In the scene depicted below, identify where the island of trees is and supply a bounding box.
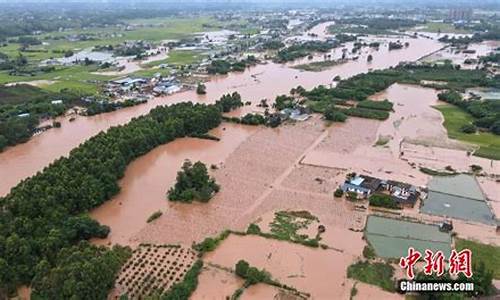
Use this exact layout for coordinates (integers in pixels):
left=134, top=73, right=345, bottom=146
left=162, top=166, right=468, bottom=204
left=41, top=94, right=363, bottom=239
left=167, top=160, right=220, bottom=202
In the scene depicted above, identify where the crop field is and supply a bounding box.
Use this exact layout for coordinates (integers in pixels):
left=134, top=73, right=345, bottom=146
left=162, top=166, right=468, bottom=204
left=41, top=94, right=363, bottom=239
left=113, top=244, right=198, bottom=298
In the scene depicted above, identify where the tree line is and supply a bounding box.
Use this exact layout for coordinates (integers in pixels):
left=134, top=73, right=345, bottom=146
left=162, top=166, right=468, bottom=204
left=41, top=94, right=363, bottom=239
left=276, top=40, right=339, bottom=63
left=0, top=84, right=87, bottom=151
left=438, top=90, right=500, bottom=135
left=302, top=64, right=499, bottom=122
left=0, top=101, right=222, bottom=297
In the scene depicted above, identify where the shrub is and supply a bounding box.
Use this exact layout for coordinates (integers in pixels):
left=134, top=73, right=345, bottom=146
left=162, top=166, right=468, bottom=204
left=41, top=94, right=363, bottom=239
left=470, top=164, right=483, bottom=172
left=246, top=223, right=262, bottom=234
left=193, top=230, right=230, bottom=254
left=147, top=211, right=162, bottom=223
left=363, top=245, right=376, bottom=259
left=235, top=260, right=250, bottom=278
left=234, top=260, right=271, bottom=285
left=334, top=188, right=344, bottom=197
left=196, top=83, right=206, bottom=95
left=342, top=107, right=389, bottom=120
left=324, top=107, right=347, bottom=122
left=347, top=261, right=395, bottom=292
left=346, top=191, right=358, bottom=201
left=368, top=194, right=399, bottom=209
left=356, top=100, right=393, bottom=111
left=460, top=123, right=477, bottom=134
left=162, top=260, right=203, bottom=300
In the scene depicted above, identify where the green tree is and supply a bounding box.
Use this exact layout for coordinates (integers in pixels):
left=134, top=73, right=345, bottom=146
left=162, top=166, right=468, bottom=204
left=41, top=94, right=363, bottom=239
left=196, top=83, right=206, bottom=95
left=167, top=160, right=220, bottom=202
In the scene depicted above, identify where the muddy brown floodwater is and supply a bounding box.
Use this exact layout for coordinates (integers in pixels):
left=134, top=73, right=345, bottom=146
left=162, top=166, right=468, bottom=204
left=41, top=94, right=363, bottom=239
left=0, top=33, right=442, bottom=196
left=91, top=123, right=257, bottom=246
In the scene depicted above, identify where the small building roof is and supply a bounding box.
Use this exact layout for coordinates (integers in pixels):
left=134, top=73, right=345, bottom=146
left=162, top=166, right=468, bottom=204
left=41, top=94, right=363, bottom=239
left=350, top=176, right=364, bottom=186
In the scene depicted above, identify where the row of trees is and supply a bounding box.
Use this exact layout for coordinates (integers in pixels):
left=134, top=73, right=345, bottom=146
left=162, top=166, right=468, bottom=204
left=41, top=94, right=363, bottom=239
left=276, top=40, right=338, bottom=62
left=300, top=64, right=499, bottom=122
left=206, top=56, right=258, bottom=75
left=0, top=102, right=222, bottom=296
left=31, top=242, right=131, bottom=300
left=215, top=91, right=244, bottom=112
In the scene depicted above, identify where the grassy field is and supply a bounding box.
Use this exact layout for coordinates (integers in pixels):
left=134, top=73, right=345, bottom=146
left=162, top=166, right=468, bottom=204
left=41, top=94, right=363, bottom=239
left=418, top=22, right=471, bottom=34
left=347, top=261, right=395, bottom=292
left=456, top=238, right=500, bottom=279
left=0, top=17, right=222, bottom=95
left=0, top=65, right=112, bottom=95
left=434, top=104, right=500, bottom=160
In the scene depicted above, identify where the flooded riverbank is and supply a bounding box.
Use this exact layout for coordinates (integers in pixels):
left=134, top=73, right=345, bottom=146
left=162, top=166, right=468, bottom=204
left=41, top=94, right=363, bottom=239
left=0, top=34, right=442, bottom=196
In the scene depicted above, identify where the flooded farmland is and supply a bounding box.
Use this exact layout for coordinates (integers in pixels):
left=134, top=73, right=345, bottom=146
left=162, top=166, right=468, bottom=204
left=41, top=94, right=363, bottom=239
left=0, top=32, right=442, bottom=196
left=2, top=1, right=500, bottom=298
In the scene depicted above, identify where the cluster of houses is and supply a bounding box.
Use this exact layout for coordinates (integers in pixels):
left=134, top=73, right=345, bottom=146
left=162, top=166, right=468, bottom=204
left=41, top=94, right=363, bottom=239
left=341, top=174, right=420, bottom=208
left=105, top=75, right=182, bottom=98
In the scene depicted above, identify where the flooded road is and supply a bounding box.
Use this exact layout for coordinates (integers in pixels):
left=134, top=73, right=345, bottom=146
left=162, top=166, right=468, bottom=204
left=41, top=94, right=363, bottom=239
left=0, top=33, right=442, bottom=196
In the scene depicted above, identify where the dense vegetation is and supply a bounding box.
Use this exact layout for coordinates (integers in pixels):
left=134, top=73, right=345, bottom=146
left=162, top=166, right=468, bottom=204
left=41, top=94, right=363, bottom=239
left=0, top=84, right=84, bottom=150
left=276, top=40, right=337, bottom=62
left=303, top=64, right=498, bottom=122
left=368, top=194, right=400, bottom=209
left=31, top=242, right=131, bottom=299
left=207, top=56, right=257, bottom=75
left=347, top=261, right=395, bottom=292
left=356, top=99, right=393, bottom=111
left=167, top=160, right=220, bottom=202
left=193, top=230, right=230, bottom=254
left=414, top=262, right=494, bottom=297
left=0, top=102, right=222, bottom=295
left=437, top=90, right=500, bottom=135
left=223, top=113, right=282, bottom=128
left=324, top=106, right=347, bottom=122
left=456, top=238, right=500, bottom=280
left=162, top=260, right=203, bottom=300
left=235, top=259, right=271, bottom=285
left=196, top=82, right=206, bottom=95
left=215, top=91, right=243, bottom=112
left=261, top=40, right=285, bottom=50
left=85, top=98, right=148, bottom=116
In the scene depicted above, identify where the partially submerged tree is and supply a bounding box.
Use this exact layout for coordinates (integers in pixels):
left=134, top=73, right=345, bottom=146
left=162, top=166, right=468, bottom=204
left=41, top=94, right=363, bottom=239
left=196, top=83, right=206, bottom=95
left=167, top=160, right=220, bottom=202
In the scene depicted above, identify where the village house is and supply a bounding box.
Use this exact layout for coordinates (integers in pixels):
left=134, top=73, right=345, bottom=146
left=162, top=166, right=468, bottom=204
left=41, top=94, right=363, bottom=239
left=341, top=175, right=382, bottom=199
left=280, top=107, right=311, bottom=121
left=341, top=174, right=419, bottom=207
left=381, top=180, right=419, bottom=208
